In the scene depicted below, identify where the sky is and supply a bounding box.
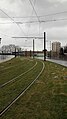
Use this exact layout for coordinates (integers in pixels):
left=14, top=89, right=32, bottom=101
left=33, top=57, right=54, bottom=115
left=0, top=0, right=67, bottom=51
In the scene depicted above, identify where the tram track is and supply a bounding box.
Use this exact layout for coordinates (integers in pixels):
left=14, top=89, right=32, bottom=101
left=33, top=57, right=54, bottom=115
left=0, top=60, right=45, bottom=117
left=0, top=58, right=35, bottom=86
left=0, top=61, right=37, bottom=88
left=0, top=63, right=24, bottom=71
left=0, top=58, right=29, bottom=72
left=0, top=57, right=29, bottom=71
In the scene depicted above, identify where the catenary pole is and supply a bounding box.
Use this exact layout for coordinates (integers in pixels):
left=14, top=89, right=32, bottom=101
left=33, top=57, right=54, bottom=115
left=33, top=39, right=34, bottom=59
left=44, top=32, right=46, bottom=61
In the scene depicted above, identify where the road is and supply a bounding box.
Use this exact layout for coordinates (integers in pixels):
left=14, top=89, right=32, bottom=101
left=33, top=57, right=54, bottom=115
left=47, top=59, right=67, bottom=67
left=36, top=57, right=67, bottom=67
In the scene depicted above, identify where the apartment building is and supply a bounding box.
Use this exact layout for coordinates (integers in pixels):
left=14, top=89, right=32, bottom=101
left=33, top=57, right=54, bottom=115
left=52, top=42, right=61, bottom=52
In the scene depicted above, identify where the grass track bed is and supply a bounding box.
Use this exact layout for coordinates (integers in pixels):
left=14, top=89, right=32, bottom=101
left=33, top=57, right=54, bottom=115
left=0, top=58, right=67, bottom=119
left=0, top=58, right=43, bottom=112
left=0, top=58, right=35, bottom=85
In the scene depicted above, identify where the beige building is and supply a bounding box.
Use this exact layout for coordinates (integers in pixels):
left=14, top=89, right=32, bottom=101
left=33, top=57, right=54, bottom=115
left=52, top=42, right=61, bottom=53
left=52, top=42, right=61, bottom=58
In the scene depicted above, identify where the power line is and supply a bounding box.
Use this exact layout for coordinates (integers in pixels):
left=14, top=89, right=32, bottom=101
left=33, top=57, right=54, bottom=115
left=1, top=18, right=67, bottom=25
left=1, top=18, right=67, bottom=24
left=17, top=18, right=67, bottom=23
left=0, top=8, right=26, bottom=36
left=28, top=0, right=40, bottom=22
left=28, top=0, right=40, bottom=36
left=0, top=31, right=12, bottom=38
left=1, top=11, right=67, bottom=19
left=26, top=0, right=36, bottom=36
left=38, top=10, right=67, bottom=18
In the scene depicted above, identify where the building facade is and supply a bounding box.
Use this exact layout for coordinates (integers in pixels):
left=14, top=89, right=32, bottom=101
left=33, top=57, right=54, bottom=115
left=52, top=42, right=61, bottom=53
left=52, top=42, right=61, bottom=58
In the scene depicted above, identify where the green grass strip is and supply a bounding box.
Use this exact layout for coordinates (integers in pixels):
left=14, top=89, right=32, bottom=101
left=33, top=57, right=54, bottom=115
left=0, top=60, right=67, bottom=119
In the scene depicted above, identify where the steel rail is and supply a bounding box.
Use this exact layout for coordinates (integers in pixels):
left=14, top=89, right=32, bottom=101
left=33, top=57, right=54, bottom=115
left=0, top=60, right=45, bottom=117
left=0, top=58, right=30, bottom=71
left=0, top=61, right=24, bottom=71
left=0, top=61, right=37, bottom=88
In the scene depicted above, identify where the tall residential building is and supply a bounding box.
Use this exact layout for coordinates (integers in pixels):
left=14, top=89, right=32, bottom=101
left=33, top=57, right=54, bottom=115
left=52, top=42, right=61, bottom=53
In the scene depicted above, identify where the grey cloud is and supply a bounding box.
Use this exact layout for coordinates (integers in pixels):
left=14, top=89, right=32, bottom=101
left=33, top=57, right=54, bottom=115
left=0, top=0, right=67, bottom=50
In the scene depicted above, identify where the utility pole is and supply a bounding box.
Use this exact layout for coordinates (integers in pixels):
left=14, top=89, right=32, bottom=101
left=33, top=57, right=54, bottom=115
left=0, top=38, right=1, bottom=44
left=0, top=38, right=1, bottom=55
left=15, top=47, right=16, bottom=58
left=44, top=32, right=46, bottom=61
left=33, top=39, right=34, bottom=59
left=30, top=50, right=31, bottom=57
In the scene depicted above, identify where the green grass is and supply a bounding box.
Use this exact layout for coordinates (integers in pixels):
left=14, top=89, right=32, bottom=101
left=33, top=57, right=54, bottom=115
left=0, top=57, right=67, bottom=119
left=0, top=57, right=43, bottom=111
left=0, top=58, right=35, bottom=85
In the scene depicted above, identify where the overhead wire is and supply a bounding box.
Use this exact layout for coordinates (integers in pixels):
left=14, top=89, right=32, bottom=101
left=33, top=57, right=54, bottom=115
left=25, top=0, right=37, bottom=48
left=0, top=32, right=13, bottom=47
left=39, top=10, right=67, bottom=17
left=28, top=0, right=41, bottom=37
left=0, top=8, right=28, bottom=47
left=0, top=4, right=67, bottom=43
left=26, top=0, right=36, bottom=35
left=0, top=8, right=67, bottom=24
left=0, top=18, right=67, bottom=24
left=28, top=0, right=40, bottom=22
left=0, top=31, right=12, bottom=38
left=1, top=10, right=66, bottom=19
left=10, top=18, right=67, bottom=23
left=0, top=8, right=26, bottom=36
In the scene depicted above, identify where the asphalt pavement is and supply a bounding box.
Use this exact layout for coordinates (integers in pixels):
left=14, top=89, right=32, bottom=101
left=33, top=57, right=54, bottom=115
left=47, top=59, right=67, bottom=67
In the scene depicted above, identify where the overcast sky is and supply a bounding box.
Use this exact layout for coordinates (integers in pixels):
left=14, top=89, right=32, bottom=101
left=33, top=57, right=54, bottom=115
left=0, top=0, right=67, bottom=51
